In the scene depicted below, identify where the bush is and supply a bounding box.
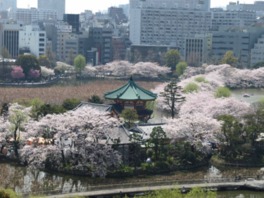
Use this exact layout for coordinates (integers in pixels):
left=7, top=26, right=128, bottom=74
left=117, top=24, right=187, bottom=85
left=0, top=189, right=18, bottom=198
left=38, top=104, right=66, bottom=117
left=108, top=165, right=134, bottom=178
left=215, top=87, right=231, bottom=98
left=88, top=95, right=103, bottom=104
left=14, top=98, right=45, bottom=120
left=183, top=82, right=199, bottom=93
left=195, top=76, right=208, bottom=83
left=176, top=61, right=187, bottom=76
left=62, top=98, right=81, bottom=110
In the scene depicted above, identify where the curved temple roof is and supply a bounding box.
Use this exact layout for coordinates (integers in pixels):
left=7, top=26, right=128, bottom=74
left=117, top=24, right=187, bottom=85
left=104, top=77, right=157, bottom=101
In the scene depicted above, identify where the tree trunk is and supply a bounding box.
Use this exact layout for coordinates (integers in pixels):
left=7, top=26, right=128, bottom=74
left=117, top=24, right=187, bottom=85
left=13, top=126, right=19, bottom=158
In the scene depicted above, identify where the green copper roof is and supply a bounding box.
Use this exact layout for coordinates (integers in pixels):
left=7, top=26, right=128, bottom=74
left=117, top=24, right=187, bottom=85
left=104, top=77, right=157, bottom=101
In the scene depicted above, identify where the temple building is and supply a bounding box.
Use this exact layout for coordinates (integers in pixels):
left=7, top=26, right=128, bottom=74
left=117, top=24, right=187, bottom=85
left=104, top=77, right=157, bottom=121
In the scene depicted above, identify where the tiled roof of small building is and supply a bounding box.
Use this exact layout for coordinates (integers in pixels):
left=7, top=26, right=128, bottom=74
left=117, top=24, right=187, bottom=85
left=104, top=77, right=157, bottom=101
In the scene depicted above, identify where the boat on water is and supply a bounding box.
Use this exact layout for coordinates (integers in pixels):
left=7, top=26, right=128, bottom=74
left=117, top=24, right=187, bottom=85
left=243, top=93, right=250, bottom=98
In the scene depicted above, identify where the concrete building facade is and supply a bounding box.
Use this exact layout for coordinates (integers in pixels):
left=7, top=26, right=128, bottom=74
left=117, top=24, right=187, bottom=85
left=19, top=25, right=46, bottom=58
left=251, top=35, right=264, bottom=66
left=211, top=9, right=256, bottom=31
left=0, top=0, right=16, bottom=11
left=185, top=34, right=211, bottom=66
left=63, top=14, right=80, bottom=34
left=13, top=8, right=57, bottom=25
left=211, top=26, right=264, bottom=67
left=129, top=0, right=212, bottom=57
left=227, top=1, right=264, bottom=18
left=38, top=0, right=65, bottom=20
left=0, top=23, right=23, bottom=58
left=212, top=31, right=250, bottom=67
left=89, top=27, right=113, bottom=65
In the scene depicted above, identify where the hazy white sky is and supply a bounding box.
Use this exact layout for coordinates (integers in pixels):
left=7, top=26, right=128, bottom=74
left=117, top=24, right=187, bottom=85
left=17, top=0, right=258, bottom=14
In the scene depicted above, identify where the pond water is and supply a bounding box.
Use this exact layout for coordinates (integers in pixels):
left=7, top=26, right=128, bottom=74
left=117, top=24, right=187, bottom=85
left=1, top=89, right=264, bottom=197
left=231, top=89, right=264, bottom=104
left=0, top=162, right=263, bottom=197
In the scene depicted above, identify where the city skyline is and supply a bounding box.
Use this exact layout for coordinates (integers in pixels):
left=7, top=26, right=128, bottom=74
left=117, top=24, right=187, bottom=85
left=17, top=0, right=258, bottom=14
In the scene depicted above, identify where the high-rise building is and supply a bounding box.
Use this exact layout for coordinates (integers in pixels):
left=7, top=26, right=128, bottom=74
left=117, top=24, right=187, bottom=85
left=38, top=0, right=65, bottom=20
left=12, top=8, right=57, bottom=25
left=211, top=8, right=256, bottom=31
left=130, top=0, right=210, bottom=11
left=251, top=34, right=264, bottom=66
left=19, top=25, right=46, bottom=58
left=0, top=0, right=16, bottom=11
left=227, top=1, right=264, bottom=18
left=108, top=7, right=128, bottom=24
left=185, top=34, right=211, bottom=66
left=0, top=23, right=23, bottom=58
left=63, top=14, right=80, bottom=33
left=89, top=27, right=113, bottom=65
left=130, top=0, right=212, bottom=56
left=211, top=27, right=264, bottom=68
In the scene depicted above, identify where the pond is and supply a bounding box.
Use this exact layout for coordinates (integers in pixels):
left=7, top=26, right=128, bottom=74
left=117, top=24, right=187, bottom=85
left=0, top=162, right=263, bottom=197
left=231, top=88, right=264, bottom=104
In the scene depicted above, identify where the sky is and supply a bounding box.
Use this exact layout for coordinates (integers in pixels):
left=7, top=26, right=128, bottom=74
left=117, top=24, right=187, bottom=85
left=17, top=0, right=258, bottom=14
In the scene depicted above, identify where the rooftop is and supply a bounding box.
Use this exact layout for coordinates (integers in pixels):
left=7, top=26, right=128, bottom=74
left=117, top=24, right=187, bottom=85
left=104, top=77, right=157, bottom=101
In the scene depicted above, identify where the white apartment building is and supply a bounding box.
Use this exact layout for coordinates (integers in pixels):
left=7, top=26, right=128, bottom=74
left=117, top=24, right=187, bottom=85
left=38, top=0, right=65, bottom=20
left=251, top=34, right=264, bottom=66
left=13, top=8, right=57, bottom=25
left=19, top=25, right=46, bottom=57
left=130, top=0, right=212, bottom=54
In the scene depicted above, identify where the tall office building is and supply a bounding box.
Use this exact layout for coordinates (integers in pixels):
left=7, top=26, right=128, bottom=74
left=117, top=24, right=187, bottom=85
left=12, top=8, right=57, bottom=25
left=227, top=1, right=264, bottom=18
left=130, top=0, right=210, bottom=11
left=63, top=14, right=80, bottom=33
left=130, top=0, right=211, bottom=56
left=38, top=0, right=65, bottom=20
left=0, top=0, right=16, bottom=11
left=211, top=9, right=256, bottom=31
left=0, top=23, right=23, bottom=58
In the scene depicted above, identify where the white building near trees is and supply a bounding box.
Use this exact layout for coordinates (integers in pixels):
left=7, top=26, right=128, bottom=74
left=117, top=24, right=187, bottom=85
left=19, top=25, right=46, bottom=58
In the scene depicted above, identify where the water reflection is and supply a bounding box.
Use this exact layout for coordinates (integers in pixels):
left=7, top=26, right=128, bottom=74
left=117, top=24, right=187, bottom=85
left=217, top=190, right=264, bottom=198
left=231, top=89, right=264, bottom=104
left=205, top=166, right=223, bottom=182
left=0, top=162, right=262, bottom=196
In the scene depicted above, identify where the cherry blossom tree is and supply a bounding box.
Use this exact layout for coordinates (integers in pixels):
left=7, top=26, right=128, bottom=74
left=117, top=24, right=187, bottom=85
left=82, top=65, right=97, bottom=77
left=54, top=62, right=74, bottom=74
left=11, top=66, right=25, bottom=79
left=19, top=106, right=122, bottom=177
left=40, top=66, right=55, bottom=78
left=28, top=69, right=40, bottom=79
left=131, top=62, right=170, bottom=78
left=153, top=64, right=257, bottom=149
left=164, top=113, right=222, bottom=144
left=96, top=61, right=170, bottom=79
left=96, top=61, right=133, bottom=77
